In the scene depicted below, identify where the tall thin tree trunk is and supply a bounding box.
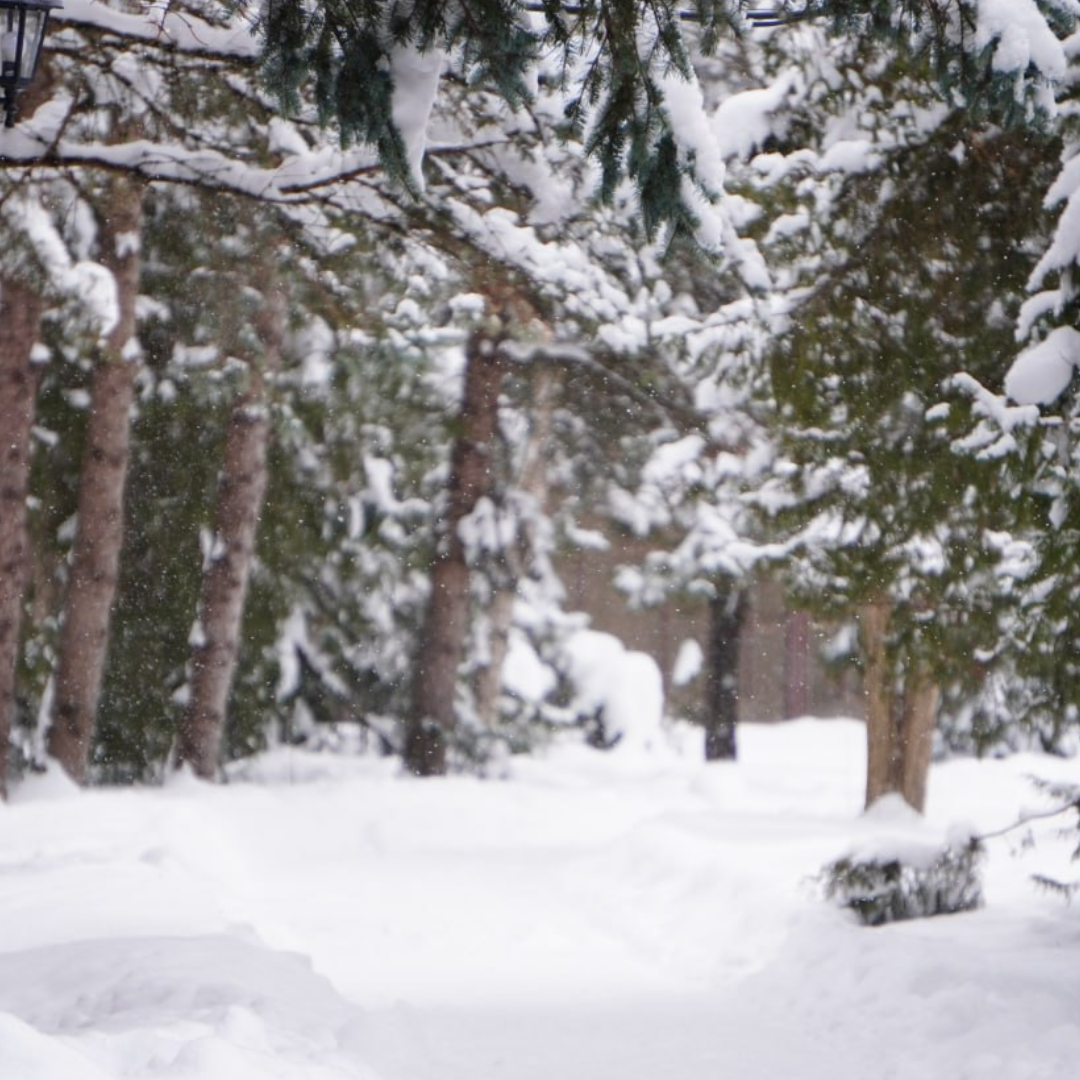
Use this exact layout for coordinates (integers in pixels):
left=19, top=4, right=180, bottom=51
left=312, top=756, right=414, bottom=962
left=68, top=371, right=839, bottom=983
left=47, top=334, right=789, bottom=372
left=860, top=600, right=939, bottom=813
left=472, top=362, right=559, bottom=727
left=0, top=278, right=44, bottom=799
left=899, top=671, right=939, bottom=814
left=861, top=600, right=896, bottom=806
left=784, top=610, right=811, bottom=718
left=704, top=582, right=747, bottom=761
left=46, top=177, right=143, bottom=784
left=174, top=283, right=280, bottom=780
left=405, top=328, right=507, bottom=775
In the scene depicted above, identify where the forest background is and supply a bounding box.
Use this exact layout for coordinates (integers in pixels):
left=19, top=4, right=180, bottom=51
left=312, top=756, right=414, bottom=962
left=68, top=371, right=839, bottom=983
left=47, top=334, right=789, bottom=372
left=3, top=0, right=1080, bottom=816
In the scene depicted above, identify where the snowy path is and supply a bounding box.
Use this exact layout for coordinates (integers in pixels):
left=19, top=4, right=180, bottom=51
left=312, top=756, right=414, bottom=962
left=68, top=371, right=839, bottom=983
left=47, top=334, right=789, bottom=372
left=2, top=720, right=1079, bottom=1079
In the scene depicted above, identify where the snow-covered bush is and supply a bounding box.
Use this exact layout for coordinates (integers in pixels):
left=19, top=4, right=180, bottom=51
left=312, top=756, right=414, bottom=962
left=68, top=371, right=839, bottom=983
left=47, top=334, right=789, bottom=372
left=821, top=842, right=985, bottom=927
left=826, top=779, right=1080, bottom=923
left=821, top=798, right=985, bottom=925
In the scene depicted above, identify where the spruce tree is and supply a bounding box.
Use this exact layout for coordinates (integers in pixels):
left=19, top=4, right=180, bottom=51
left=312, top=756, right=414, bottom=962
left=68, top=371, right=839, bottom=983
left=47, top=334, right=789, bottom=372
left=745, top=33, right=1060, bottom=806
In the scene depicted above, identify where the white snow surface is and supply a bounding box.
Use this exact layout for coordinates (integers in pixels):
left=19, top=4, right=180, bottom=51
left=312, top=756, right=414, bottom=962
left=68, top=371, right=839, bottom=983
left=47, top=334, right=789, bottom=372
left=2, top=719, right=1080, bottom=1080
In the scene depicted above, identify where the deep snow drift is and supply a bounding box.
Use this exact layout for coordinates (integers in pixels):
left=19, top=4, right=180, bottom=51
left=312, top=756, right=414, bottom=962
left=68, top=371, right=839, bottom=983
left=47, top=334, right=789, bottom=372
left=1, top=719, right=1079, bottom=1080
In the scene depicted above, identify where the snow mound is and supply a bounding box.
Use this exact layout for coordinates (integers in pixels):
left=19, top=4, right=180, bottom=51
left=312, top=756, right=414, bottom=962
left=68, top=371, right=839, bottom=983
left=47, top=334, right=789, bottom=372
left=0, top=935, right=375, bottom=1080
left=560, top=629, right=666, bottom=752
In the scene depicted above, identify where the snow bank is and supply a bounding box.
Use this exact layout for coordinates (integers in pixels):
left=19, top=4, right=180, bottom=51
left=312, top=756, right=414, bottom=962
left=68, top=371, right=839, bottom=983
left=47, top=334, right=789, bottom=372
left=1, top=720, right=1079, bottom=1080
left=0, top=936, right=373, bottom=1080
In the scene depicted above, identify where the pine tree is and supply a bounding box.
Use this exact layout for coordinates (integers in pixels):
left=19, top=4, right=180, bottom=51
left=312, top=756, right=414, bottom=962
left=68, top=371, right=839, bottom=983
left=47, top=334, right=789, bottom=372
left=742, top=31, right=1061, bottom=807
left=0, top=179, right=125, bottom=785
left=45, top=172, right=144, bottom=784
left=174, top=245, right=283, bottom=780
left=945, top=32, right=1080, bottom=751
left=404, top=304, right=520, bottom=775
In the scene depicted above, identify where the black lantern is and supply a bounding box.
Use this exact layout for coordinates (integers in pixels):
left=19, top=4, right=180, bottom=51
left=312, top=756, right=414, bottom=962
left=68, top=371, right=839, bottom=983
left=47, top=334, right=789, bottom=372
left=0, top=0, right=62, bottom=128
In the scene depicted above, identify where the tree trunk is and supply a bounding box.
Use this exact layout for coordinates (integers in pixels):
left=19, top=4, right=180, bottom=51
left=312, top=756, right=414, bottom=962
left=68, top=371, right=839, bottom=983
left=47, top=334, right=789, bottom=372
left=472, top=363, right=560, bottom=727
left=704, top=583, right=747, bottom=761
left=860, top=600, right=939, bottom=813
left=0, top=278, right=44, bottom=799
left=783, top=610, right=811, bottom=718
left=46, top=178, right=143, bottom=784
left=899, top=670, right=939, bottom=814
left=861, top=600, right=896, bottom=806
left=405, top=329, right=507, bottom=775
left=174, top=285, right=280, bottom=780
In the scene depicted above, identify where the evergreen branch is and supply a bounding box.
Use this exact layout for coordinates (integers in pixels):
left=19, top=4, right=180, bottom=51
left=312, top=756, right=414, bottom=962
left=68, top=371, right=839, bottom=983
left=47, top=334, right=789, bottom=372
left=53, top=7, right=260, bottom=63
left=521, top=2, right=719, bottom=18
left=1031, top=873, right=1079, bottom=902
left=971, top=796, right=1080, bottom=844
left=0, top=138, right=396, bottom=223
left=297, top=174, right=712, bottom=433
left=511, top=340, right=698, bottom=427
left=275, top=162, right=386, bottom=194
left=46, top=49, right=212, bottom=150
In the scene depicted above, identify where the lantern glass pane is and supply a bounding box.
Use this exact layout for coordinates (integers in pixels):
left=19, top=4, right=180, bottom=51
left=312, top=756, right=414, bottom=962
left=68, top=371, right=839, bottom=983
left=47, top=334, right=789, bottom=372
left=0, top=4, right=52, bottom=85
left=1, top=10, right=20, bottom=77
left=21, top=9, right=46, bottom=79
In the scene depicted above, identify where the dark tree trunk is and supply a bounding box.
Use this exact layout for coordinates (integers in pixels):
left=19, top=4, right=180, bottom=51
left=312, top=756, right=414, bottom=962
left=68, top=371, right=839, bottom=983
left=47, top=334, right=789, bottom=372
left=405, top=329, right=507, bottom=775
left=174, top=285, right=280, bottom=780
left=46, top=177, right=143, bottom=784
left=783, top=610, right=811, bottom=718
left=0, top=278, right=44, bottom=799
left=704, top=583, right=747, bottom=761
left=860, top=600, right=939, bottom=813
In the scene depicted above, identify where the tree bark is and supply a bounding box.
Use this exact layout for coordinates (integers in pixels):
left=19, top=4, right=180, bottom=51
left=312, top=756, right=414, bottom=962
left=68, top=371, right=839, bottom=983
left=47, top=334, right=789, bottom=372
left=860, top=600, right=939, bottom=813
left=405, top=329, right=507, bottom=775
left=0, top=278, right=45, bottom=799
left=899, top=670, right=939, bottom=814
left=173, top=285, right=280, bottom=780
left=46, top=177, right=143, bottom=784
left=783, top=610, right=811, bottom=718
left=861, top=600, right=896, bottom=806
left=704, top=583, right=747, bottom=761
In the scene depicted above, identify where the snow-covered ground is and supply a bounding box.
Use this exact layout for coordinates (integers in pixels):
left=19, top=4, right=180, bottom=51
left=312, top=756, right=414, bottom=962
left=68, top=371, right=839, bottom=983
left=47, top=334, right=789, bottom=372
left=2, top=719, right=1079, bottom=1080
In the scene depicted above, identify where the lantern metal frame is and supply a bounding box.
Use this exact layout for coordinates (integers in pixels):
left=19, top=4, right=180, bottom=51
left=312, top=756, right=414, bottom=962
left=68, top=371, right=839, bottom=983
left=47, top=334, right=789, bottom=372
left=0, top=0, right=62, bottom=128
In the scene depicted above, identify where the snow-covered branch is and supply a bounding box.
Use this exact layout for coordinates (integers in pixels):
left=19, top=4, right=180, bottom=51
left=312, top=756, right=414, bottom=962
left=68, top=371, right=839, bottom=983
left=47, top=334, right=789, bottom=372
left=55, top=0, right=259, bottom=61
